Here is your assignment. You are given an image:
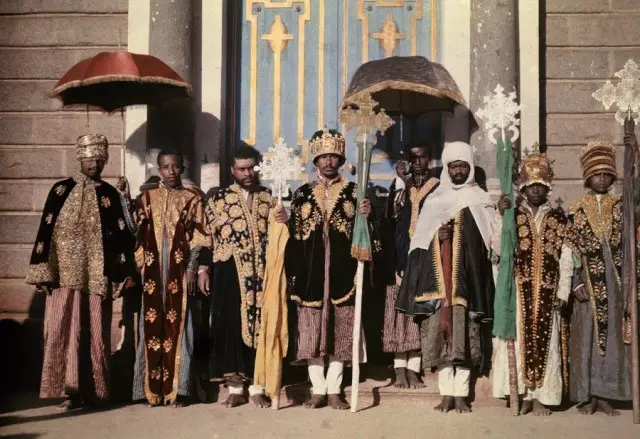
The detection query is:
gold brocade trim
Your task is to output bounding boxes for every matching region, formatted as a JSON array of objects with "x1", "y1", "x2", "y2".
[
  {"x1": 408, "y1": 178, "x2": 439, "y2": 238},
  {"x1": 331, "y1": 284, "x2": 356, "y2": 306},
  {"x1": 51, "y1": 74, "x2": 191, "y2": 97},
  {"x1": 165, "y1": 273, "x2": 188, "y2": 405},
  {"x1": 25, "y1": 262, "x2": 55, "y2": 285},
  {"x1": 290, "y1": 295, "x2": 322, "y2": 308},
  {"x1": 418, "y1": 212, "x2": 463, "y2": 304},
  {"x1": 579, "y1": 195, "x2": 617, "y2": 244},
  {"x1": 312, "y1": 179, "x2": 347, "y2": 219}
]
